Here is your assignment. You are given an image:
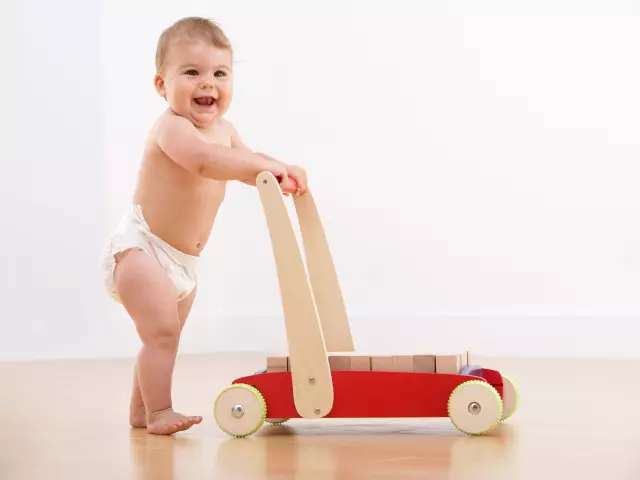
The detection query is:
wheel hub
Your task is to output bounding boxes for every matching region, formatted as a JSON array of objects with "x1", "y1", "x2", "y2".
[
  {"x1": 231, "y1": 404, "x2": 245, "y2": 418},
  {"x1": 468, "y1": 402, "x2": 481, "y2": 415}
]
